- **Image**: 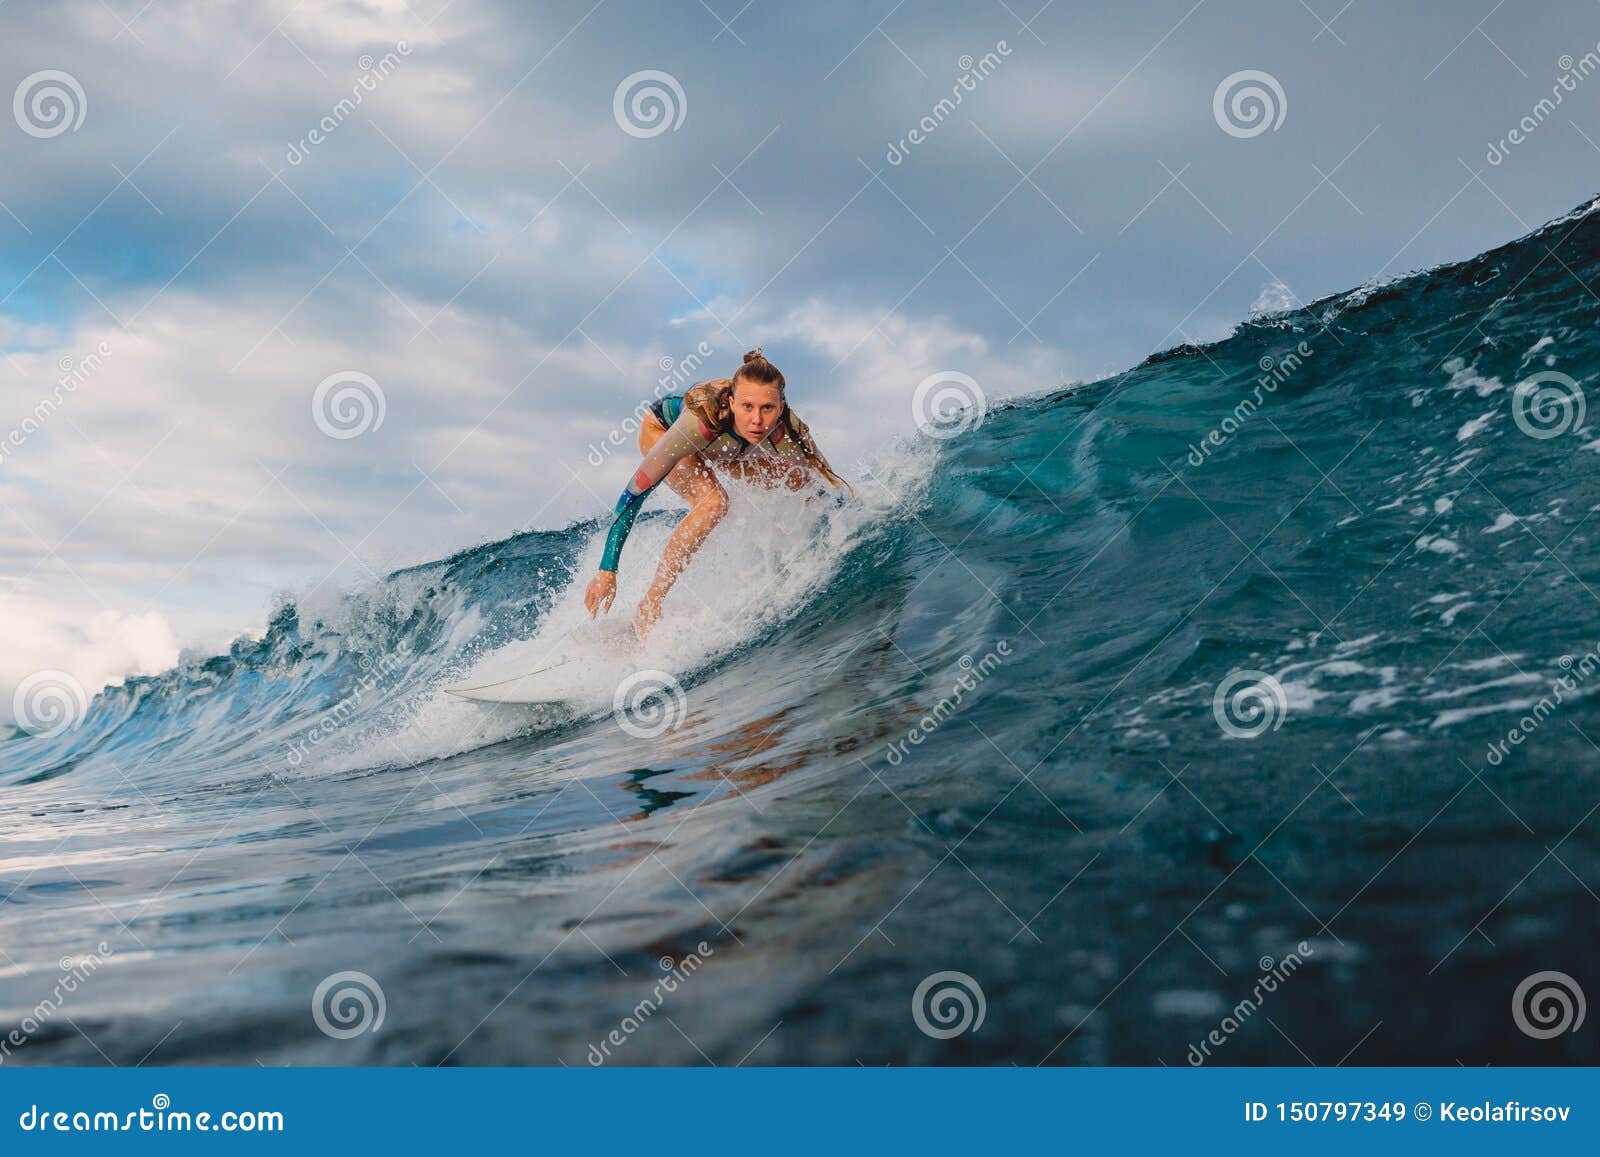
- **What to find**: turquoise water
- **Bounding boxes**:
[4,199,1599,1065]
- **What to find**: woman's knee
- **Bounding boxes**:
[696,486,729,521]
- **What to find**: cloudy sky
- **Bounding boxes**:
[2,0,1598,713]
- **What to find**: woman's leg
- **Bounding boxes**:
[633,415,728,635]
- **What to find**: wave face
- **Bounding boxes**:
[5,201,1600,1065]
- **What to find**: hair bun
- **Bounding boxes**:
[742,347,764,364]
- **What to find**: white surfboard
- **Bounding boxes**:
[446,619,639,704]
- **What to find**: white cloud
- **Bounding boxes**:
[0,592,181,722]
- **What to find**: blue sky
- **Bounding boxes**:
[3,0,1599,711]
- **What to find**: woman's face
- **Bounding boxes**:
[729,378,783,442]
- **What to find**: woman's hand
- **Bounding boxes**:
[584,570,617,617]
[632,597,661,639]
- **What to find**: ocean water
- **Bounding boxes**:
[4,200,1600,1066]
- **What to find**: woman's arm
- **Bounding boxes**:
[616,409,713,511]
[584,407,717,615]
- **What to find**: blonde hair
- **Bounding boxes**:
[684,349,854,496]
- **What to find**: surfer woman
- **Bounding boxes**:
[584,349,850,637]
